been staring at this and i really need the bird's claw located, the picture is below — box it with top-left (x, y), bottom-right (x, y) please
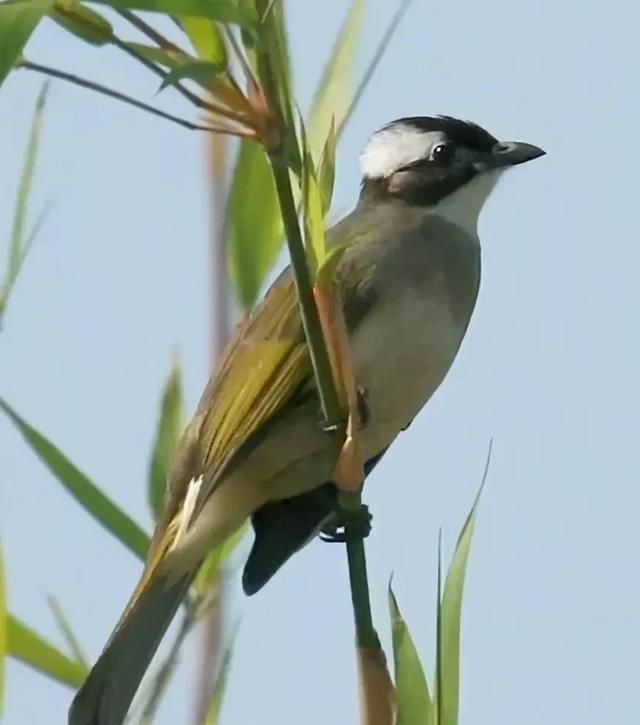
top-left (320, 504), bottom-right (372, 543)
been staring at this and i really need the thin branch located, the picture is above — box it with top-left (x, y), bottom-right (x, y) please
top-left (112, 10), bottom-right (252, 125)
top-left (115, 8), bottom-right (183, 52)
top-left (257, 0), bottom-right (380, 663)
top-left (17, 60), bottom-right (239, 135)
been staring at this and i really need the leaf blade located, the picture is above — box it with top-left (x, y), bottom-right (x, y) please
top-left (0, 82), bottom-right (48, 326)
top-left (389, 584), bottom-right (432, 725)
top-left (148, 359), bottom-right (184, 520)
top-left (90, 0), bottom-right (257, 28)
top-left (0, 543), bottom-right (6, 715)
top-left (0, 397), bottom-right (149, 560)
top-left (0, 0), bottom-right (53, 88)
top-left (307, 0), bottom-right (364, 160)
top-left (6, 614), bottom-right (85, 689)
top-left (179, 16), bottom-right (227, 65)
top-left (49, 1), bottom-right (114, 46)
top-left (46, 595), bottom-right (89, 672)
top-left (438, 447), bottom-right (491, 725)
top-left (226, 141), bottom-right (281, 310)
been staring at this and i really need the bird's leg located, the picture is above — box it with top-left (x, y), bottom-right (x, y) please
top-left (319, 503), bottom-right (372, 543)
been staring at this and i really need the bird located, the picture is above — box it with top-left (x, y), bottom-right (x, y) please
top-left (69, 115), bottom-right (544, 725)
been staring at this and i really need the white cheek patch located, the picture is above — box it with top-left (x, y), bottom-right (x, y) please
top-left (360, 125), bottom-right (445, 179)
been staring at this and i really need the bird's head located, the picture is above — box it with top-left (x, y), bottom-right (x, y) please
top-left (359, 115), bottom-right (545, 232)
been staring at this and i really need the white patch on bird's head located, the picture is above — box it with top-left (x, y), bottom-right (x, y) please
top-left (360, 124), bottom-right (446, 179)
top-left (434, 169), bottom-right (502, 237)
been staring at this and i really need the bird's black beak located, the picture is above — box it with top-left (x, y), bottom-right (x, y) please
top-left (479, 141), bottom-right (546, 171)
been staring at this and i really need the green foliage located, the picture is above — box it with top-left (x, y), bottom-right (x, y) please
top-left (389, 585), bottom-right (432, 725)
top-left (46, 595), bottom-right (88, 672)
top-left (307, 0), bottom-right (364, 160)
top-left (0, 397), bottom-right (150, 560)
top-left (148, 359), bottom-right (184, 520)
top-left (180, 17), bottom-right (227, 65)
top-left (5, 614), bottom-right (86, 689)
top-left (91, 0), bottom-right (257, 28)
top-left (436, 482), bottom-right (484, 725)
top-left (226, 140), bottom-right (282, 310)
top-left (0, 543), bottom-right (6, 715)
top-left (390, 463), bottom-right (489, 725)
top-left (159, 59), bottom-right (224, 91)
top-left (0, 0), bottom-right (53, 87)
top-left (49, 1), bottom-right (114, 46)
top-left (0, 83), bottom-right (49, 327)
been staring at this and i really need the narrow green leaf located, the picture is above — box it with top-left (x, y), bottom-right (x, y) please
top-left (226, 141), bottom-right (281, 310)
top-left (300, 120), bottom-right (325, 274)
top-left (0, 397), bottom-right (149, 560)
top-left (438, 452), bottom-right (489, 725)
top-left (6, 614), bottom-right (85, 689)
top-left (0, 0), bottom-right (53, 87)
top-left (317, 118), bottom-right (336, 214)
top-left (159, 59), bottom-right (223, 91)
top-left (49, 1), bottom-right (113, 45)
top-left (124, 42), bottom-right (195, 69)
top-left (434, 530), bottom-right (443, 725)
top-left (0, 544), bottom-right (6, 715)
top-left (389, 584), bottom-right (432, 725)
top-left (148, 358), bottom-right (184, 520)
top-left (90, 0), bottom-right (257, 28)
top-left (307, 0), bottom-right (364, 160)
top-left (342, 0), bottom-right (412, 132)
top-left (46, 595), bottom-right (89, 673)
top-left (180, 17), bottom-right (227, 65)
top-left (202, 624), bottom-right (239, 724)
top-left (0, 83), bottom-right (48, 326)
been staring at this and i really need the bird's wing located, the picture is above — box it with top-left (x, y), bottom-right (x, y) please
top-left (148, 211), bottom-right (379, 566)
top-left (145, 270), bottom-right (313, 563)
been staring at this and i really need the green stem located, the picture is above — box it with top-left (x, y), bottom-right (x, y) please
top-left (341, 492), bottom-right (378, 648)
top-left (256, 1), bottom-right (377, 651)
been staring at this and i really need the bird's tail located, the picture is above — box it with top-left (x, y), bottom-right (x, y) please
top-left (68, 566), bottom-right (197, 725)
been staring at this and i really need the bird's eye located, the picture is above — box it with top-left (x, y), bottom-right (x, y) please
top-left (430, 143), bottom-right (455, 164)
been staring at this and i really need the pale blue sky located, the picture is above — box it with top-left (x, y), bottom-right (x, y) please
top-left (1, 1), bottom-right (639, 724)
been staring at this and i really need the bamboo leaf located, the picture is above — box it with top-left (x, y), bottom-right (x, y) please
top-left (0, 397), bottom-right (149, 560)
top-left (0, 544), bottom-right (6, 715)
top-left (342, 0), bottom-right (412, 132)
top-left (0, 0), bottom-right (53, 87)
top-left (148, 358), bottom-right (184, 520)
top-left (49, 1), bottom-right (113, 45)
top-left (300, 125), bottom-right (325, 273)
top-left (124, 42), bottom-right (196, 69)
top-left (45, 595), bottom-right (89, 672)
top-left (6, 614), bottom-right (85, 688)
top-left (90, 0), bottom-right (257, 28)
top-left (307, 0), bottom-right (364, 160)
top-left (438, 453), bottom-right (489, 725)
top-left (226, 141), bottom-right (281, 310)
top-left (202, 625), bottom-right (239, 725)
top-left (0, 83), bottom-right (48, 327)
top-left (389, 584), bottom-right (432, 725)
top-left (159, 59), bottom-right (223, 91)
top-left (317, 118), bottom-right (336, 214)
top-left (180, 17), bottom-right (227, 65)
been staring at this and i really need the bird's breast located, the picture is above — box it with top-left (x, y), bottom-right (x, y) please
top-left (351, 283), bottom-right (469, 459)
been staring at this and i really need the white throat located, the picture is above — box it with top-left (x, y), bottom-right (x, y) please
top-left (434, 170), bottom-right (501, 237)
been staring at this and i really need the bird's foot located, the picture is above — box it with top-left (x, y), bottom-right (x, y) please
top-left (319, 504), bottom-right (372, 543)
